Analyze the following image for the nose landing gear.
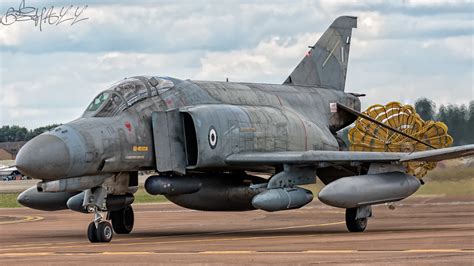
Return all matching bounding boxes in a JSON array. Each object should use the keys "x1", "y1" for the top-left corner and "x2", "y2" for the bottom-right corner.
[
  {"x1": 86, "y1": 207, "x2": 114, "y2": 243},
  {"x1": 87, "y1": 220, "x2": 114, "y2": 243},
  {"x1": 83, "y1": 187, "x2": 135, "y2": 243},
  {"x1": 86, "y1": 205, "x2": 135, "y2": 242}
]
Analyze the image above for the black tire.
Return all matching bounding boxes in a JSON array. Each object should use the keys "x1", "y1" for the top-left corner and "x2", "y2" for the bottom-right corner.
[
  {"x1": 345, "y1": 208, "x2": 367, "y2": 232},
  {"x1": 96, "y1": 221, "x2": 113, "y2": 242},
  {"x1": 110, "y1": 205, "x2": 134, "y2": 234},
  {"x1": 87, "y1": 222, "x2": 98, "y2": 243}
]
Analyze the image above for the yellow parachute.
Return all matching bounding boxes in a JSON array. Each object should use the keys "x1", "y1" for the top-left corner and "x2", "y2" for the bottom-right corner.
[{"x1": 348, "y1": 102, "x2": 453, "y2": 177}]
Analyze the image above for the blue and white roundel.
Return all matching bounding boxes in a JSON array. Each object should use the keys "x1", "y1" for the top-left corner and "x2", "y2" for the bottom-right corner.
[{"x1": 208, "y1": 126, "x2": 218, "y2": 149}]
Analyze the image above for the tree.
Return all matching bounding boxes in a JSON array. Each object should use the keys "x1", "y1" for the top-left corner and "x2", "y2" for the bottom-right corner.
[
  {"x1": 437, "y1": 104, "x2": 468, "y2": 146},
  {"x1": 0, "y1": 125, "x2": 29, "y2": 142},
  {"x1": 0, "y1": 124, "x2": 62, "y2": 143},
  {"x1": 415, "y1": 98, "x2": 436, "y2": 121},
  {"x1": 25, "y1": 124, "x2": 62, "y2": 141}
]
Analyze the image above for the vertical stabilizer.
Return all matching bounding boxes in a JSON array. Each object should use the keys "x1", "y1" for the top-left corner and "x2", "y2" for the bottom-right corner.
[{"x1": 284, "y1": 16, "x2": 357, "y2": 91}]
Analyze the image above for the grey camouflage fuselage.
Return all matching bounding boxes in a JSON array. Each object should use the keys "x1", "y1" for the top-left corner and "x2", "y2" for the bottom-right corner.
[{"x1": 16, "y1": 78, "x2": 360, "y2": 180}]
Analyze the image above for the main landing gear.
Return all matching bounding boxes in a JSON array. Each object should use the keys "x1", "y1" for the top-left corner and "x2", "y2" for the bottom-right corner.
[
  {"x1": 110, "y1": 205, "x2": 134, "y2": 234},
  {"x1": 345, "y1": 206, "x2": 371, "y2": 232}
]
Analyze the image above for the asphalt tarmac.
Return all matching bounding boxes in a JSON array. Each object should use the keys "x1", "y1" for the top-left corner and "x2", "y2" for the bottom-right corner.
[{"x1": 1, "y1": 195, "x2": 473, "y2": 265}]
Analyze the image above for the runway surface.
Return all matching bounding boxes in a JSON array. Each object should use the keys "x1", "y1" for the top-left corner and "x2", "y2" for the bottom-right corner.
[{"x1": 1, "y1": 195, "x2": 473, "y2": 265}]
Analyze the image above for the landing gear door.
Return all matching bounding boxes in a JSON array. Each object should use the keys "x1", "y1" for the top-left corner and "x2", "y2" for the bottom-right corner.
[{"x1": 152, "y1": 110, "x2": 186, "y2": 175}]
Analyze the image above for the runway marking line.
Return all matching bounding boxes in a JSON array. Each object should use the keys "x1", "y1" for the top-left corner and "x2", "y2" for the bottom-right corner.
[
  {"x1": 4, "y1": 199, "x2": 472, "y2": 250},
  {"x1": 102, "y1": 251, "x2": 154, "y2": 255},
  {"x1": 0, "y1": 221, "x2": 345, "y2": 251},
  {"x1": 305, "y1": 250, "x2": 355, "y2": 253},
  {"x1": 2, "y1": 223, "x2": 473, "y2": 253},
  {"x1": 200, "y1": 251, "x2": 254, "y2": 254},
  {"x1": 0, "y1": 216, "x2": 43, "y2": 225},
  {"x1": 1, "y1": 249, "x2": 473, "y2": 257},
  {"x1": 2, "y1": 231, "x2": 473, "y2": 255},
  {"x1": 3, "y1": 227, "x2": 473, "y2": 255},
  {"x1": 403, "y1": 249, "x2": 467, "y2": 253}
]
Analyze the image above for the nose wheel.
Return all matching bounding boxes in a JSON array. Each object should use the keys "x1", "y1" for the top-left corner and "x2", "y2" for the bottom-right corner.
[
  {"x1": 87, "y1": 222, "x2": 98, "y2": 243},
  {"x1": 86, "y1": 207, "x2": 113, "y2": 243},
  {"x1": 87, "y1": 220, "x2": 113, "y2": 243}
]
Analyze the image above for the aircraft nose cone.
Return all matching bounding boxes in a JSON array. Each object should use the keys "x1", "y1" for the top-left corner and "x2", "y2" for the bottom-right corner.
[{"x1": 16, "y1": 134, "x2": 71, "y2": 180}]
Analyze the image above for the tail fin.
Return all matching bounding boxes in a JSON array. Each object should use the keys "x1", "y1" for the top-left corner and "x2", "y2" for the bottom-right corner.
[{"x1": 283, "y1": 16, "x2": 357, "y2": 91}]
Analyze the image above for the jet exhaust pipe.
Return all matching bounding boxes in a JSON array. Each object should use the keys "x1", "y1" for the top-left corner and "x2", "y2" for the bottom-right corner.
[
  {"x1": 145, "y1": 175, "x2": 202, "y2": 195},
  {"x1": 37, "y1": 175, "x2": 109, "y2": 192},
  {"x1": 17, "y1": 186, "x2": 79, "y2": 211},
  {"x1": 252, "y1": 187, "x2": 313, "y2": 212},
  {"x1": 66, "y1": 192, "x2": 135, "y2": 213},
  {"x1": 318, "y1": 171, "x2": 420, "y2": 208}
]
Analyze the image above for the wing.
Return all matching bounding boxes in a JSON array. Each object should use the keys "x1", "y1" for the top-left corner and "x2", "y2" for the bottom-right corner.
[{"x1": 226, "y1": 144, "x2": 474, "y2": 165}]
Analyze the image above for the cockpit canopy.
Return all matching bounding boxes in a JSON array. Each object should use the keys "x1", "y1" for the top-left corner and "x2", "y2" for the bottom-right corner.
[{"x1": 83, "y1": 76, "x2": 174, "y2": 117}]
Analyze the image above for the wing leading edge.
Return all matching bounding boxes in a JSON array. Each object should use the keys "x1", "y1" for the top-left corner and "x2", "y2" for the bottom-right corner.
[{"x1": 225, "y1": 144, "x2": 474, "y2": 165}]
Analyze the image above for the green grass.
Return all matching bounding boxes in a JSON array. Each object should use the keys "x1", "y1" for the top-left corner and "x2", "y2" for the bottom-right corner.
[
  {"x1": 424, "y1": 167, "x2": 474, "y2": 182},
  {"x1": 0, "y1": 193, "x2": 21, "y2": 208},
  {"x1": 1, "y1": 169, "x2": 472, "y2": 208},
  {"x1": 133, "y1": 188, "x2": 168, "y2": 204},
  {"x1": 416, "y1": 178, "x2": 474, "y2": 196}
]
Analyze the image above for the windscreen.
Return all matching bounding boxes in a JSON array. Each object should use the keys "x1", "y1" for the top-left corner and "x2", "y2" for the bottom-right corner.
[{"x1": 86, "y1": 92, "x2": 110, "y2": 112}]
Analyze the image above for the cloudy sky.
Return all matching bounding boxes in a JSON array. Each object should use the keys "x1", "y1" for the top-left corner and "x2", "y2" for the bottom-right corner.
[{"x1": 0, "y1": 0, "x2": 472, "y2": 128}]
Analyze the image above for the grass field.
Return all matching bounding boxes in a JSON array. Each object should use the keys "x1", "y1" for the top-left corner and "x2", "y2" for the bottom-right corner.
[
  {"x1": 0, "y1": 193, "x2": 21, "y2": 208},
  {"x1": 416, "y1": 178, "x2": 474, "y2": 195},
  {"x1": 1, "y1": 159, "x2": 472, "y2": 209},
  {"x1": 1, "y1": 178, "x2": 472, "y2": 209}
]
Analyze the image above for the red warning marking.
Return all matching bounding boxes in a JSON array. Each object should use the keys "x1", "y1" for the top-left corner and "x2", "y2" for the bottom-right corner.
[{"x1": 125, "y1": 121, "x2": 132, "y2": 131}]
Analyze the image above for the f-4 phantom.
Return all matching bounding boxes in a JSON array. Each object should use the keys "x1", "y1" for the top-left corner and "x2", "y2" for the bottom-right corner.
[{"x1": 15, "y1": 16, "x2": 474, "y2": 242}]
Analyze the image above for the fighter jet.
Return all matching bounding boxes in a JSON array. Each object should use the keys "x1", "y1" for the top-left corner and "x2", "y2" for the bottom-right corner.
[{"x1": 15, "y1": 16, "x2": 474, "y2": 243}]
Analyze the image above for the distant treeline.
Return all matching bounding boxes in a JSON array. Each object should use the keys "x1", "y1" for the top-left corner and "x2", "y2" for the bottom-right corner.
[
  {"x1": 414, "y1": 98, "x2": 474, "y2": 145},
  {"x1": 0, "y1": 124, "x2": 62, "y2": 143},
  {"x1": 339, "y1": 98, "x2": 474, "y2": 146},
  {"x1": 0, "y1": 98, "x2": 473, "y2": 145}
]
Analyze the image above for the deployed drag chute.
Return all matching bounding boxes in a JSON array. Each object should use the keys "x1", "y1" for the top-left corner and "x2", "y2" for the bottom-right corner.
[{"x1": 348, "y1": 102, "x2": 453, "y2": 177}]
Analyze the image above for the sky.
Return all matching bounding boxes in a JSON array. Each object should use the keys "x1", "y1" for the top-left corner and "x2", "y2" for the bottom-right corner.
[{"x1": 0, "y1": 0, "x2": 473, "y2": 129}]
